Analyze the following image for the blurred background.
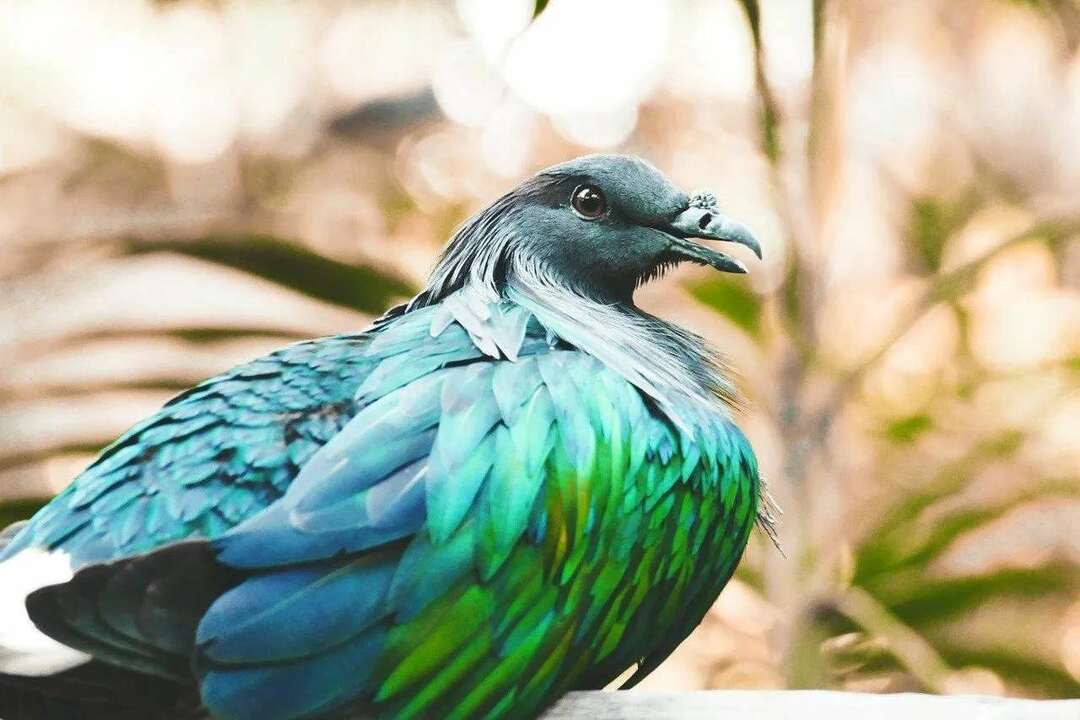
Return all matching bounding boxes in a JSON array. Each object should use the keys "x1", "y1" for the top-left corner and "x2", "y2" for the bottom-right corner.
[{"x1": 0, "y1": 0, "x2": 1078, "y2": 700}]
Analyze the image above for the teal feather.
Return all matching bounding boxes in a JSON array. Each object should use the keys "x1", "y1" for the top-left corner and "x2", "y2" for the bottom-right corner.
[
  {"x1": 490, "y1": 357, "x2": 543, "y2": 423},
  {"x1": 200, "y1": 556, "x2": 395, "y2": 664},
  {"x1": 388, "y1": 525, "x2": 476, "y2": 621},
  {"x1": 426, "y1": 434, "x2": 494, "y2": 545},
  {"x1": 485, "y1": 391, "x2": 553, "y2": 574}
]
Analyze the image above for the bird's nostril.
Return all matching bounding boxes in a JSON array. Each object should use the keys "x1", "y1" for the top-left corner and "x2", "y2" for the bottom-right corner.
[{"x1": 698, "y1": 213, "x2": 711, "y2": 231}]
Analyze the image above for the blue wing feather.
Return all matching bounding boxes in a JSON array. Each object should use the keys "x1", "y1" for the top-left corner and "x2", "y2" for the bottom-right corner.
[
  {"x1": 2, "y1": 332, "x2": 379, "y2": 566},
  {"x1": 199, "y1": 625, "x2": 388, "y2": 720},
  {"x1": 198, "y1": 555, "x2": 396, "y2": 665}
]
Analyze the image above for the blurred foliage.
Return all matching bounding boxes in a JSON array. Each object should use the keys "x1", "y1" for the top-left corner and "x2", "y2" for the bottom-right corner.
[
  {"x1": 0, "y1": 499, "x2": 48, "y2": 532},
  {"x1": 123, "y1": 234, "x2": 416, "y2": 314},
  {"x1": 907, "y1": 191, "x2": 983, "y2": 272},
  {"x1": 883, "y1": 414, "x2": 933, "y2": 444},
  {"x1": 688, "y1": 278, "x2": 763, "y2": 338}
]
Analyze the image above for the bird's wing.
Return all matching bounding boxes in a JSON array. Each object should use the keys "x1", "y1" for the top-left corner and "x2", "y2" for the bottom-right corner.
[
  {"x1": 0, "y1": 332, "x2": 383, "y2": 681},
  {"x1": 1, "y1": 300, "x2": 496, "y2": 569},
  {"x1": 1, "y1": 334, "x2": 377, "y2": 568},
  {"x1": 28, "y1": 341, "x2": 760, "y2": 720},
  {"x1": 0, "y1": 305, "x2": 492, "y2": 680}
]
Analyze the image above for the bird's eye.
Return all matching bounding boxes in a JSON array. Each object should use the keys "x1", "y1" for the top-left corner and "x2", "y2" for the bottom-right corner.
[{"x1": 570, "y1": 185, "x2": 607, "y2": 220}]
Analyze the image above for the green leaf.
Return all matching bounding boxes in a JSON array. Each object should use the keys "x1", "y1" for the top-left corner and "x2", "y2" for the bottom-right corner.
[
  {"x1": 687, "y1": 277, "x2": 762, "y2": 337},
  {"x1": 915, "y1": 486, "x2": 1076, "y2": 578},
  {"x1": 858, "y1": 504, "x2": 1010, "y2": 587},
  {"x1": 907, "y1": 191, "x2": 980, "y2": 272},
  {"x1": 122, "y1": 234, "x2": 415, "y2": 314},
  {"x1": 937, "y1": 646, "x2": 1080, "y2": 698},
  {"x1": 854, "y1": 431, "x2": 1026, "y2": 582},
  {"x1": 533, "y1": 0, "x2": 549, "y2": 17},
  {"x1": 887, "y1": 565, "x2": 1077, "y2": 624},
  {"x1": 910, "y1": 199, "x2": 949, "y2": 271},
  {"x1": 0, "y1": 497, "x2": 50, "y2": 529},
  {"x1": 885, "y1": 414, "x2": 933, "y2": 444}
]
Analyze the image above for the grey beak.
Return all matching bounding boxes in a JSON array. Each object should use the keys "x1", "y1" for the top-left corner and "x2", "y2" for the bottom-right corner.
[
  {"x1": 666, "y1": 236, "x2": 749, "y2": 274},
  {"x1": 669, "y1": 206, "x2": 762, "y2": 259},
  {"x1": 666, "y1": 205, "x2": 762, "y2": 275}
]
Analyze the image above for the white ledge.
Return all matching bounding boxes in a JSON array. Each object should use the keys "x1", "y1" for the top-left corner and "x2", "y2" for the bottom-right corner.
[{"x1": 540, "y1": 690, "x2": 1080, "y2": 719}]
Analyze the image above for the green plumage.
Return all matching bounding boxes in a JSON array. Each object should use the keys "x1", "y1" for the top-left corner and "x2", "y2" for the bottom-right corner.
[{"x1": 363, "y1": 351, "x2": 759, "y2": 719}]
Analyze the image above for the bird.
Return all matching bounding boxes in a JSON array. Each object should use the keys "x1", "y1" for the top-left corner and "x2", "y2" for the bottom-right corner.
[{"x1": 0, "y1": 154, "x2": 773, "y2": 720}]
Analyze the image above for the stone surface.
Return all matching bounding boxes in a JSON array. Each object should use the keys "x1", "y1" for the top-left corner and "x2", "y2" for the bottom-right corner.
[{"x1": 540, "y1": 691, "x2": 1080, "y2": 719}]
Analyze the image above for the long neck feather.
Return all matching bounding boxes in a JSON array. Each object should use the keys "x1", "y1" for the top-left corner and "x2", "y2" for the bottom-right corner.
[
  {"x1": 504, "y1": 252, "x2": 738, "y2": 431},
  {"x1": 413, "y1": 214, "x2": 738, "y2": 429}
]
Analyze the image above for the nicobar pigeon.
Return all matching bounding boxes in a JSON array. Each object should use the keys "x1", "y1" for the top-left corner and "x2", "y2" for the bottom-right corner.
[{"x1": 0, "y1": 155, "x2": 774, "y2": 720}]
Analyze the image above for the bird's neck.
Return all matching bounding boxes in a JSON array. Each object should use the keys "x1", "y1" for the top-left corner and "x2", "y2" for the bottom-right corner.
[
  {"x1": 502, "y1": 270, "x2": 739, "y2": 432},
  {"x1": 409, "y1": 240, "x2": 739, "y2": 430}
]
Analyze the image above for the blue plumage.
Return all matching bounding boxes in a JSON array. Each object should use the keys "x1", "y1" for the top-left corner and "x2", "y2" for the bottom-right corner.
[
  {"x1": 8, "y1": 334, "x2": 374, "y2": 567},
  {"x1": 0, "y1": 155, "x2": 772, "y2": 720}
]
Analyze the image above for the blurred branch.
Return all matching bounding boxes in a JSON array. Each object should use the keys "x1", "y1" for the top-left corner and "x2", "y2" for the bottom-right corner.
[
  {"x1": 735, "y1": 0, "x2": 816, "y2": 455},
  {"x1": 5, "y1": 231, "x2": 412, "y2": 317},
  {"x1": 736, "y1": 0, "x2": 780, "y2": 163},
  {"x1": 7, "y1": 327, "x2": 309, "y2": 366},
  {"x1": 328, "y1": 89, "x2": 441, "y2": 139},
  {"x1": 735, "y1": 0, "x2": 813, "y2": 353},
  {"x1": 0, "y1": 443, "x2": 107, "y2": 474},
  {"x1": 800, "y1": 215, "x2": 1080, "y2": 456},
  {"x1": 4, "y1": 209, "x2": 237, "y2": 263},
  {"x1": 832, "y1": 586, "x2": 951, "y2": 692},
  {"x1": 738, "y1": 0, "x2": 842, "y2": 691},
  {"x1": 0, "y1": 379, "x2": 192, "y2": 405}
]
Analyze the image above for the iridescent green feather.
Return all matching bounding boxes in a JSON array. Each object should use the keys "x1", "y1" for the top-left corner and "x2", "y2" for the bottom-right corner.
[{"x1": 365, "y1": 351, "x2": 759, "y2": 719}]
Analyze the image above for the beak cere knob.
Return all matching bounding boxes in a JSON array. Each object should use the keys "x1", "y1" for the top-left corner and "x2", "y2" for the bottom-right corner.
[{"x1": 689, "y1": 190, "x2": 717, "y2": 209}]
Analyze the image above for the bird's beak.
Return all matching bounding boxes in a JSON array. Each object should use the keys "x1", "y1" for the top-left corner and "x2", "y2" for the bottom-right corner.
[{"x1": 665, "y1": 203, "x2": 762, "y2": 275}]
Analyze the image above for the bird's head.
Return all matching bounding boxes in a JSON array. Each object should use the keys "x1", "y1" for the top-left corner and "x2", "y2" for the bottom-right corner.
[{"x1": 425, "y1": 154, "x2": 761, "y2": 305}]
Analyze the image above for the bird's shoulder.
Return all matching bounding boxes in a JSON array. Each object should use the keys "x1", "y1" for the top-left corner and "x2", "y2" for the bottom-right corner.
[
  {"x1": 4, "y1": 288, "x2": 748, "y2": 570},
  {"x1": 212, "y1": 303, "x2": 754, "y2": 573},
  {"x1": 5, "y1": 293, "x2": 551, "y2": 567}
]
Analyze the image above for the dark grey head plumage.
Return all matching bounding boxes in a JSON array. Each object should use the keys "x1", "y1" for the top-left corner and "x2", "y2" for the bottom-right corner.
[{"x1": 423, "y1": 154, "x2": 761, "y2": 306}]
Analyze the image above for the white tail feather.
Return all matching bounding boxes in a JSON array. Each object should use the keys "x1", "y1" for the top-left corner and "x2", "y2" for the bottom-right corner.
[{"x1": 0, "y1": 547, "x2": 91, "y2": 676}]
